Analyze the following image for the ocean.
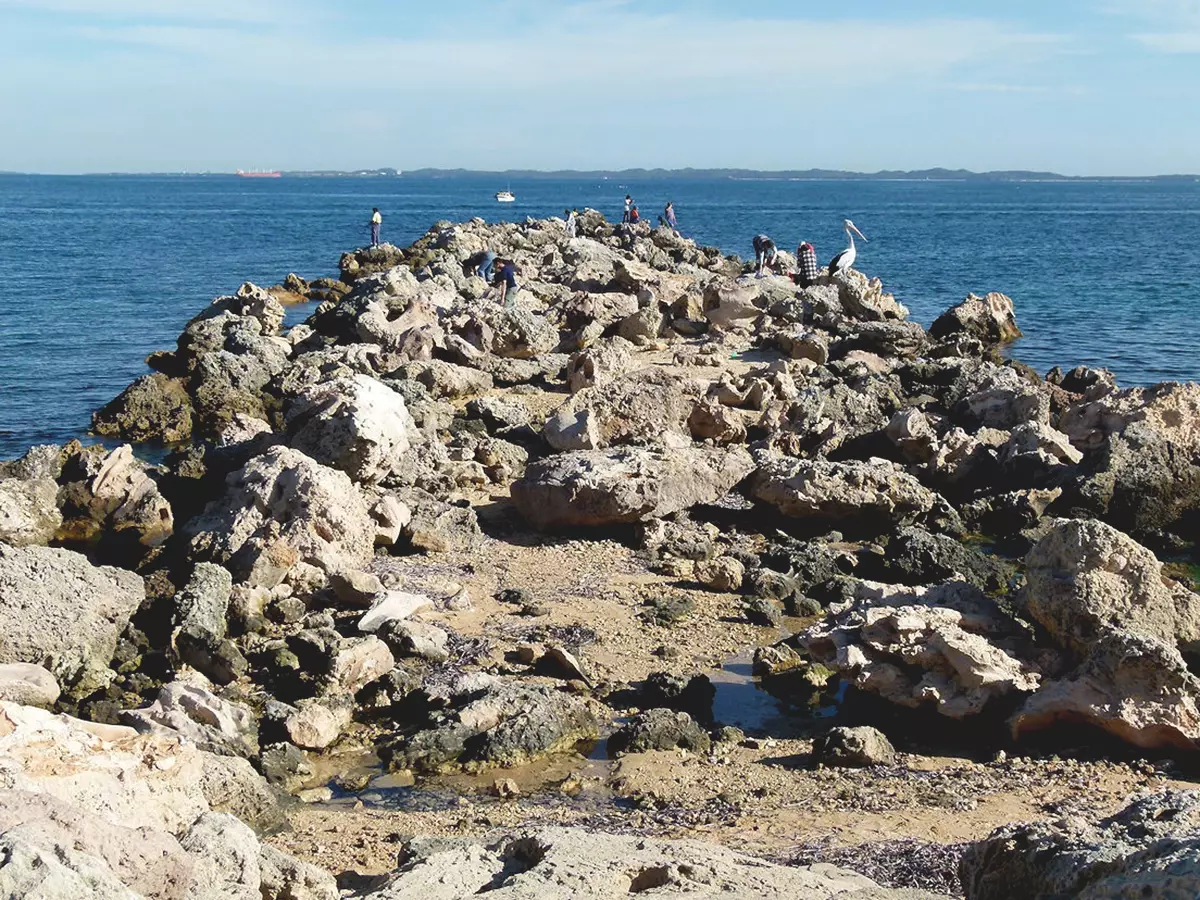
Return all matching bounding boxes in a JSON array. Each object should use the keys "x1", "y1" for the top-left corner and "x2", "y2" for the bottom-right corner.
[{"x1": 1, "y1": 174, "x2": 1198, "y2": 460}]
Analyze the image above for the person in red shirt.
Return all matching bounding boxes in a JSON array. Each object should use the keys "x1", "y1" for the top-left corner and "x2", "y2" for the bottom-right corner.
[{"x1": 629, "y1": 206, "x2": 640, "y2": 224}]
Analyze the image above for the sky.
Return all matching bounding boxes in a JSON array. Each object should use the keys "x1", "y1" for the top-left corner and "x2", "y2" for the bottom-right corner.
[{"x1": 1, "y1": 0, "x2": 1198, "y2": 174}]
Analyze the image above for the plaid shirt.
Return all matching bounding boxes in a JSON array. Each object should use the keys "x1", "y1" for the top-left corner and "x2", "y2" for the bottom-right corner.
[{"x1": 796, "y1": 243, "x2": 820, "y2": 286}]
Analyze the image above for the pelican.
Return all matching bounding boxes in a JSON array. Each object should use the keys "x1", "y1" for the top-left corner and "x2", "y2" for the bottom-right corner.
[{"x1": 828, "y1": 220, "x2": 867, "y2": 276}]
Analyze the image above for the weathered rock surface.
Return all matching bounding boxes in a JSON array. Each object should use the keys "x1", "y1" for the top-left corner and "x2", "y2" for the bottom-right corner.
[
  {"x1": 186, "y1": 447, "x2": 374, "y2": 587},
  {"x1": 365, "y1": 827, "x2": 946, "y2": 899},
  {"x1": 512, "y1": 446, "x2": 754, "y2": 530},
  {"x1": 930, "y1": 293, "x2": 1021, "y2": 344},
  {"x1": 961, "y1": 789, "x2": 1200, "y2": 900},
  {"x1": 92, "y1": 372, "x2": 195, "y2": 444},
  {"x1": 606, "y1": 708, "x2": 711, "y2": 757},
  {"x1": 0, "y1": 544, "x2": 143, "y2": 697},
  {"x1": 813, "y1": 726, "x2": 897, "y2": 768}
]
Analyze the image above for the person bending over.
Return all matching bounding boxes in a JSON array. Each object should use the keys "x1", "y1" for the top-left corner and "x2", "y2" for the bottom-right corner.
[
  {"x1": 752, "y1": 234, "x2": 777, "y2": 278},
  {"x1": 476, "y1": 249, "x2": 497, "y2": 282}
]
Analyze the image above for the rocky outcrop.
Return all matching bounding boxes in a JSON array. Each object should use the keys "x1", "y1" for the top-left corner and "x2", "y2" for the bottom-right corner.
[
  {"x1": 0, "y1": 545, "x2": 143, "y2": 698},
  {"x1": 800, "y1": 580, "x2": 1040, "y2": 718},
  {"x1": 1014, "y1": 519, "x2": 1200, "y2": 750},
  {"x1": 186, "y1": 446, "x2": 374, "y2": 588},
  {"x1": 930, "y1": 293, "x2": 1021, "y2": 344},
  {"x1": 285, "y1": 373, "x2": 415, "y2": 484},
  {"x1": 751, "y1": 457, "x2": 951, "y2": 536},
  {"x1": 961, "y1": 789, "x2": 1200, "y2": 900},
  {"x1": 365, "y1": 827, "x2": 945, "y2": 899},
  {"x1": 92, "y1": 372, "x2": 195, "y2": 444},
  {"x1": 56, "y1": 443, "x2": 174, "y2": 554},
  {"x1": 511, "y1": 445, "x2": 754, "y2": 530}
]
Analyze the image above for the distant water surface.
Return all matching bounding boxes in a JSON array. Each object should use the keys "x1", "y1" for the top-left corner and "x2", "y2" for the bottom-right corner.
[{"x1": 0, "y1": 174, "x2": 1197, "y2": 458}]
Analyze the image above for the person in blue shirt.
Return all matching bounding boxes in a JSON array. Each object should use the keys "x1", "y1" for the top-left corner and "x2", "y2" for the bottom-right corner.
[{"x1": 498, "y1": 259, "x2": 520, "y2": 307}]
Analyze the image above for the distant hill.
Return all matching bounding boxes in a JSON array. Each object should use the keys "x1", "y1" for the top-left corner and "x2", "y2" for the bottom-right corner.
[{"x1": 394, "y1": 167, "x2": 1198, "y2": 183}]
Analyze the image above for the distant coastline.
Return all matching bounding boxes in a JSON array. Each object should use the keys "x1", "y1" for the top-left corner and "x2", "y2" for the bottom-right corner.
[{"x1": 1, "y1": 166, "x2": 1197, "y2": 182}]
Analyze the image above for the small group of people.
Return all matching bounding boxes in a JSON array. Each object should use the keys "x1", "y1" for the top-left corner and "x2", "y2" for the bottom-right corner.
[
  {"x1": 752, "y1": 234, "x2": 821, "y2": 286},
  {"x1": 470, "y1": 250, "x2": 520, "y2": 307},
  {"x1": 622, "y1": 195, "x2": 678, "y2": 233}
]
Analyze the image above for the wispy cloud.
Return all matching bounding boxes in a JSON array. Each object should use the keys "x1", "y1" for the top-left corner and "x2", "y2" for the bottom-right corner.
[
  {"x1": 1103, "y1": 0, "x2": 1200, "y2": 52},
  {"x1": 0, "y1": 0, "x2": 291, "y2": 23}
]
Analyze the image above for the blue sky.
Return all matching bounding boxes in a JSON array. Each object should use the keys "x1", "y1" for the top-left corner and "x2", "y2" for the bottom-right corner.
[{"x1": 1, "y1": 0, "x2": 1198, "y2": 174}]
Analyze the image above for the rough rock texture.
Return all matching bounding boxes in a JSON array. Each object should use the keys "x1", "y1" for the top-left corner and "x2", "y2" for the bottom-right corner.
[
  {"x1": 930, "y1": 293, "x2": 1021, "y2": 344},
  {"x1": 800, "y1": 580, "x2": 1040, "y2": 718},
  {"x1": 813, "y1": 726, "x2": 897, "y2": 768},
  {"x1": 1015, "y1": 519, "x2": 1200, "y2": 750},
  {"x1": 365, "y1": 827, "x2": 946, "y2": 899},
  {"x1": 285, "y1": 373, "x2": 415, "y2": 484},
  {"x1": 961, "y1": 789, "x2": 1200, "y2": 900},
  {"x1": 606, "y1": 708, "x2": 712, "y2": 757},
  {"x1": 386, "y1": 679, "x2": 600, "y2": 774},
  {"x1": 173, "y1": 563, "x2": 234, "y2": 640},
  {"x1": 751, "y1": 457, "x2": 948, "y2": 536},
  {"x1": 58, "y1": 443, "x2": 175, "y2": 551},
  {"x1": 92, "y1": 372, "x2": 195, "y2": 444},
  {"x1": 0, "y1": 544, "x2": 143, "y2": 698},
  {"x1": 512, "y1": 446, "x2": 754, "y2": 530},
  {"x1": 122, "y1": 681, "x2": 259, "y2": 758},
  {"x1": 0, "y1": 458, "x2": 62, "y2": 547},
  {"x1": 0, "y1": 664, "x2": 60, "y2": 708},
  {"x1": 186, "y1": 447, "x2": 374, "y2": 587}
]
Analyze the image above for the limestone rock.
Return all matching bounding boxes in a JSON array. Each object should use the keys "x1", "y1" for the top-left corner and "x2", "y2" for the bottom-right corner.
[
  {"x1": 606, "y1": 709, "x2": 711, "y2": 757},
  {"x1": 173, "y1": 563, "x2": 233, "y2": 640},
  {"x1": 751, "y1": 457, "x2": 947, "y2": 536},
  {"x1": 0, "y1": 544, "x2": 143, "y2": 698},
  {"x1": 286, "y1": 373, "x2": 415, "y2": 485},
  {"x1": 0, "y1": 664, "x2": 60, "y2": 708},
  {"x1": 0, "y1": 471, "x2": 61, "y2": 548},
  {"x1": 285, "y1": 699, "x2": 352, "y2": 751},
  {"x1": 512, "y1": 446, "x2": 755, "y2": 530},
  {"x1": 544, "y1": 378, "x2": 692, "y2": 450},
  {"x1": 186, "y1": 447, "x2": 374, "y2": 588},
  {"x1": 695, "y1": 556, "x2": 745, "y2": 592},
  {"x1": 813, "y1": 726, "x2": 897, "y2": 768},
  {"x1": 800, "y1": 580, "x2": 1040, "y2": 718},
  {"x1": 930, "y1": 292, "x2": 1021, "y2": 344},
  {"x1": 358, "y1": 591, "x2": 432, "y2": 633},
  {"x1": 121, "y1": 681, "x2": 258, "y2": 758},
  {"x1": 366, "y1": 827, "x2": 944, "y2": 899},
  {"x1": 92, "y1": 372, "x2": 195, "y2": 444},
  {"x1": 324, "y1": 636, "x2": 395, "y2": 696},
  {"x1": 58, "y1": 443, "x2": 174, "y2": 551}
]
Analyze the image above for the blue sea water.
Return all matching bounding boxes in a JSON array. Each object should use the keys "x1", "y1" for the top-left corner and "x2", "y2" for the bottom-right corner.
[{"x1": 1, "y1": 174, "x2": 1198, "y2": 460}]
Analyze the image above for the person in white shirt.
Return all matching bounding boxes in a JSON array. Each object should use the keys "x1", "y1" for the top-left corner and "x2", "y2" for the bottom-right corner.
[{"x1": 370, "y1": 208, "x2": 382, "y2": 246}]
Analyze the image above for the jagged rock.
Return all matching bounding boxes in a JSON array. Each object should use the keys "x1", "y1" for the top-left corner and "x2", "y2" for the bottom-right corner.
[
  {"x1": 1060, "y1": 381, "x2": 1200, "y2": 534},
  {"x1": 813, "y1": 726, "x2": 897, "y2": 768},
  {"x1": 512, "y1": 445, "x2": 755, "y2": 530},
  {"x1": 285, "y1": 373, "x2": 415, "y2": 484},
  {"x1": 358, "y1": 591, "x2": 432, "y2": 632},
  {"x1": 385, "y1": 680, "x2": 599, "y2": 774},
  {"x1": 0, "y1": 545, "x2": 143, "y2": 698},
  {"x1": 1014, "y1": 519, "x2": 1200, "y2": 750},
  {"x1": 174, "y1": 626, "x2": 249, "y2": 687},
  {"x1": 380, "y1": 619, "x2": 449, "y2": 663},
  {"x1": 566, "y1": 338, "x2": 636, "y2": 394},
  {"x1": 544, "y1": 378, "x2": 692, "y2": 450},
  {"x1": 370, "y1": 495, "x2": 412, "y2": 546},
  {"x1": 0, "y1": 664, "x2": 60, "y2": 708},
  {"x1": 955, "y1": 365, "x2": 1049, "y2": 430},
  {"x1": 92, "y1": 372, "x2": 195, "y2": 443},
  {"x1": 835, "y1": 269, "x2": 909, "y2": 322},
  {"x1": 173, "y1": 563, "x2": 233, "y2": 640},
  {"x1": 999, "y1": 421, "x2": 1082, "y2": 482},
  {"x1": 870, "y1": 527, "x2": 1013, "y2": 593},
  {"x1": 695, "y1": 556, "x2": 746, "y2": 592},
  {"x1": 704, "y1": 281, "x2": 763, "y2": 330},
  {"x1": 121, "y1": 681, "x2": 258, "y2": 758},
  {"x1": 886, "y1": 408, "x2": 938, "y2": 464},
  {"x1": 465, "y1": 396, "x2": 533, "y2": 432},
  {"x1": 751, "y1": 456, "x2": 949, "y2": 536},
  {"x1": 777, "y1": 329, "x2": 830, "y2": 364},
  {"x1": 607, "y1": 708, "x2": 711, "y2": 757},
  {"x1": 0, "y1": 468, "x2": 61, "y2": 547},
  {"x1": 800, "y1": 580, "x2": 1040, "y2": 718},
  {"x1": 960, "y1": 789, "x2": 1200, "y2": 900},
  {"x1": 258, "y1": 844, "x2": 338, "y2": 900},
  {"x1": 285, "y1": 699, "x2": 353, "y2": 750},
  {"x1": 398, "y1": 359, "x2": 493, "y2": 399},
  {"x1": 366, "y1": 827, "x2": 939, "y2": 899},
  {"x1": 930, "y1": 292, "x2": 1021, "y2": 344},
  {"x1": 57, "y1": 443, "x2": 174, "y2": 552},
  {"x1": 186, "y1": 446, "x2": 375, "y2": 588},
  {"x1": 404, "y1": 496, "x2": 483, "y2": 553},
  {"x1": 329, "y1": 570, "x2": 385, "y2": 606},
  {"x1": 323, "y1": 636, "x2": 394, "y2": 695},
  {"x1": 467, "y1": 306, "x2": 558, "y2": 359}
]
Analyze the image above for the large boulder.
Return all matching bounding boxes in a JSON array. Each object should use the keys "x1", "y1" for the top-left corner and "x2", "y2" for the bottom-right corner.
[
  {"x1": 186, "y1": 447, "x2": 375, "y2": 588},
  {"x1": 92, "y1": 372, "x2": 195, "y2": 444},
  {"x1": 543, "y1": 377, "x2": 692, "y2": 450},
  {"x1": 0, "y1": 471, "x2": 61, "y2": 548},
  {"x1": 930, "y1": 293, "x2": 1021, "y2": 344},
  {"x1": 367, "y1": 827, "x2": 945, "y2": 899},
  {"x1": 0, "y1": 545, "x2": 143, "y2": 698},
  {"x1": 1014, "y1": 519, "x2": 1200, "y2": 750},
  {"x1": 799, "y1": 580, "x2": 1040, "y2": 718},
  {"x1": 834, "y1": 269, "x2": 909, "y2": 322},
  {"x1": 285, "y1": 373, "x2": 415, "y2": 484},
  {"x1": 511, "y1": 445, "x2": 755, "y2": 530},
  {"x1": 750, "y1": 457, "x2": 950, "y2": 536},
  {"x1": 961, "y1": 789, "x2": 1200, "y2": 900},
  {"x1": 1059, "y1": 381, "x2": 1200, "y2": 534},
  {"x1": 57, "y1": 443, "x2": 174, "y2": 552}
]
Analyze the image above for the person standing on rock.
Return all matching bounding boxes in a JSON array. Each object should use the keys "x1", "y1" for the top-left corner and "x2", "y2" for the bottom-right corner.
[
  {"x1": 565, "y1": 209, "x2": 577, "y2": 239},
  {"x1": 795, "y1": 241, "x2": 820, "y2": 287},
  {"x1": 665, "y1": 201, "x2": 677, "y2": 233},
  {"x1": 753, "y1": 234, "x2": 777, "y2": 278},
  {"x1": 370, "y1": 208, "x2": 382, "y2": 246},
  {"x1": 622, "y1": 194, "x2": 633, "y2": 224},
  {"x1": 498, "y1": 259, "x2": 520, "y2": 307}
]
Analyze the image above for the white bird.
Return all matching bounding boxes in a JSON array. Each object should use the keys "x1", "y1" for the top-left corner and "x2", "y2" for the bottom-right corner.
[{"x1": 828, "y1": 220, "x2": 868, "y2": 276}]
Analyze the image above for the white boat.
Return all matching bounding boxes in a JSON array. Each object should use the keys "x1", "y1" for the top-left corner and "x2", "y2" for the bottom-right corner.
[{"x1": 495, "y1": 190, "x2": 515, "y2": 203}]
